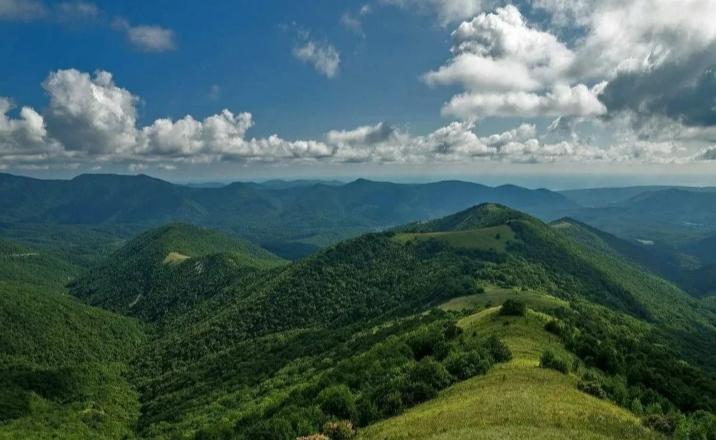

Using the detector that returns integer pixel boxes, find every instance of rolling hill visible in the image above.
[3,202,716,438]
[68,223,285,322]
[63,204,713,438]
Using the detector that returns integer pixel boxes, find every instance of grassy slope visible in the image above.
[361,294,661,440]
[439,285,567,313]
[394,225,516,253]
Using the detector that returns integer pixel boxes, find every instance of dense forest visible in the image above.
[1,202,716,438]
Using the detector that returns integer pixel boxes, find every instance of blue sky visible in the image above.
[1,0,716,188]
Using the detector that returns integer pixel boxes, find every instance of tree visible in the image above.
[318,385,357,421]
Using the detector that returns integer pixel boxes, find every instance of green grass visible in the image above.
[439,285,568,313]
[359,307,662,440]
[394,225,516,253]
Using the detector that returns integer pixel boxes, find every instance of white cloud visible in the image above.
[443,83,607,118]
[381,0,485,25]
[0,67,710,170]
[112,17,176,52]
[0,0,46,20]
[567,0,716,79]
[42,69,138,154]
[0,98,52,154]
[293,40,341,78]
[426,5,604,119]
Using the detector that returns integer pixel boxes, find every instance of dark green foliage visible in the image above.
[642,413,680,435]
[484,336,513,363]
[540,350,569,374]
[4,199,716,437]
[245,417,295,440]
[318,385,357,421]
[499,299,526,316]
[577,379,608,399]
[68,223,283,322]
[444,350,491,380]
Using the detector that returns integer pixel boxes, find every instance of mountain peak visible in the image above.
[401,203,531,233]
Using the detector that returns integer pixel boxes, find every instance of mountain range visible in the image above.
[2,196,716,438]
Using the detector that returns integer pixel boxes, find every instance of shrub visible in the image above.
[577,379,607,399]
[318,385,357,421]
[409,357,453,390]
[642,413,679,435]
[442,321,463,339]
[540,350,569,374]
[407,328,445,360]
[499,299,526,316]
[322,420,356,440]
[444,349,492,380]
[375,389,403,417]
[484,336,512,362]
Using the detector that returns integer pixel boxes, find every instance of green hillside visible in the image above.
[361,303,662,439]
[68,223,285,322]
[4,204,716,438]
[0,238,146,439]
[111,205,716,437]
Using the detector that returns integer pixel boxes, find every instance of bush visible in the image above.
[577,379,607,399]
[318,385,357,421]
[374,389,403,417]
[484,336,512,362]
[322,420,356,440]
[499,299,526,316]
[409,357,453,390]
[540,350,569,374]
[444,350,491,380]
[642,413,679,435]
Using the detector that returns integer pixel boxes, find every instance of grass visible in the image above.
[439,285,568,313]
[393,225,516,253]
[162,251,190,265]
[359,307,663,440]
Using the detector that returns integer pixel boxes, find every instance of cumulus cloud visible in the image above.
[112,17,176,52]
[426,5,604,119]
[293,40,341,78]
[0,67,710,171]
[0,98,51,153]
[444,83,607,118]
[600,47,716,128]
[42,69,138,154]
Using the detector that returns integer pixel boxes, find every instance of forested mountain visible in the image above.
[0,238,146,439]
[0,204,716,440]
[3,196,716,438]
[0,173,577,258]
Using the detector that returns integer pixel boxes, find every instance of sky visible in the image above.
[1,0,716,188]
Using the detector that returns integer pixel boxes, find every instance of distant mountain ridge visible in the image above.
[0,173,578,258]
